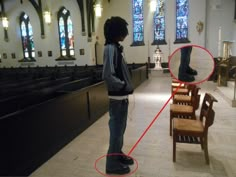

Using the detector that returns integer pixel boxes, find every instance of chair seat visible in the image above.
[174,95,191,102]
[173,118,204,133]
[172,88,189,95]
[170,104,193,113]
[172,79,179,83]
[172,83,185,88]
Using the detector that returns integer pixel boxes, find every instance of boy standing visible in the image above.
[102,16,134,175]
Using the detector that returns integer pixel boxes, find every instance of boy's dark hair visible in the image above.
[104,16,128,45]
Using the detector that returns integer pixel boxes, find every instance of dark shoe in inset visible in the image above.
[178,74,195,82]
[106,163,130,175]
[119,155,134,165]
[186,68,198,75]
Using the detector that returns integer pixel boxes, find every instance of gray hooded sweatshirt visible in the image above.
[102,43,134,96]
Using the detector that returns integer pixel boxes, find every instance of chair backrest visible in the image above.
[206,109,215,127]
[190,86,201,110]
[187,84,196,95]
[200,93,218,129]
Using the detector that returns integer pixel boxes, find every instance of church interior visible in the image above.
[0,0,236,176]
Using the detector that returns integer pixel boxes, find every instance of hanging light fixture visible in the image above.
[2,16,9,28]
[94,3,103,17]
[43,10,52,24]
[150,0,157,12]
[1,13,9,41]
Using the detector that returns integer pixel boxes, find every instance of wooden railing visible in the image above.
[234,76,236,101]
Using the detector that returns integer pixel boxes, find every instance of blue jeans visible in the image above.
[179,46,192,76]
[106,98,128,169]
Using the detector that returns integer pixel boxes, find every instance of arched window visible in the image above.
[152,0,167,45]
[174,0,190,43]
[57,7,75,59]
[131,0,144,46]
[20,12,36,61]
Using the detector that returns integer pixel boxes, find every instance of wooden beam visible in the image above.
[28,0,45,38]
[76,0,86,35]
[91,0,95,33]
[86,0,95,41]
[0,0,5,14]
[86,0,92,40]
[235,0,236,20]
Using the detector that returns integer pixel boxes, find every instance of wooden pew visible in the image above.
[0,77,94,117]
[0,76,72,99]
[0,64,148,176]
[0,81,107,176]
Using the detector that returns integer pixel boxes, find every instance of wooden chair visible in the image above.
[173,86,201,109]
[172,93,218,164]
[171,79,185,89]
[172,83,196,96]
[169,85,200,136]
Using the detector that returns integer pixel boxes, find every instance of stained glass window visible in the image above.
[131,0,144,46]
[58,7,75,58]
[175,0,190,43]
[20,13,36,60]
[152,0,167,45]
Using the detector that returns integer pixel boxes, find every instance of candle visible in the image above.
[218,26,222,57]
[168,38,171,56]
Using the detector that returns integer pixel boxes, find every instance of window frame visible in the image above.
[19,12,36,62]
[56,7,75,60]
[174,0,191,44]
[152,0,167,46]
[131,0,145,47]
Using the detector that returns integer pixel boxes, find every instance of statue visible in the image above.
[153,45,163,70]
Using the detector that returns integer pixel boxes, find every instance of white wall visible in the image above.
[0,0,97,68]
[96,0,207,64]
[206,0,236,57]
[1,0,235,68]
[233,22,236,55]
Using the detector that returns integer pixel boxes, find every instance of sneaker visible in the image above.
[187,68,198,75]
[119,155,134,165]
[178,74,195,82]
[106,163,130,175]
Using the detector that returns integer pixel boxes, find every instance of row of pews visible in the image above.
[0,65,100,117]
[0,64,148,176]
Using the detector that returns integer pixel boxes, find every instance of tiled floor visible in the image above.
[217,81,236,107]
[30,74,236,177]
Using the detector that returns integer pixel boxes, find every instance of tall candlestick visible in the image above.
[147,40,150,70]
[168,38,171,63]
[168,38,170,56]
[218,26,222,57]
